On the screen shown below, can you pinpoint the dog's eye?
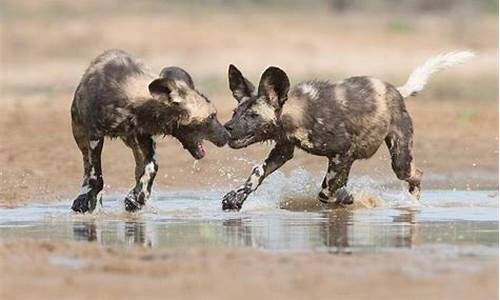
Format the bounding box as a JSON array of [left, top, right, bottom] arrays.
[[208, 113, 216, 120], [248, 112, 259, 118]]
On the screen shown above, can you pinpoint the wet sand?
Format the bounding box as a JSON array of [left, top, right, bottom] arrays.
[[1, 239, 497, 300]]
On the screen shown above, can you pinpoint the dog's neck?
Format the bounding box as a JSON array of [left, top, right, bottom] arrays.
[[274, 119, 292, 144], [132, 100, 181, 136]]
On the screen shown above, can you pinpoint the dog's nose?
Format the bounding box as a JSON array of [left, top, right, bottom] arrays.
[[224, 123, 233, 132]]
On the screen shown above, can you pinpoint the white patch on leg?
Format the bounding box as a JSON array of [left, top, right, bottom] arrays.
[[325, 170, 337, 186], [238, 164, 265, 193], [89, 140, 100, 150], [90, 167, 97, 180], [247, 164, 264, 191], [320, 169, 337, 197], [139, 161, 157, 198], [409, 161, 423, 180], [94, 190, 104, 213], [79, 184, 92, 195]]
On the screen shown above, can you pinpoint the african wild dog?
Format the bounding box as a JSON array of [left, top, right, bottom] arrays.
[[71, 49, 229, 213], [222, 51, 474, 211]]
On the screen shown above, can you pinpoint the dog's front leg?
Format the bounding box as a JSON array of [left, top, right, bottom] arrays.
[[72, 138, 104, 213], [122, 135, 158, 212], [318, 155, 355, 205], [223, 142, 294, 211]]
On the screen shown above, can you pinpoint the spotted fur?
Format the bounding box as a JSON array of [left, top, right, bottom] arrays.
[[223, 52, 473, 210], [71, 49, 229, 213]]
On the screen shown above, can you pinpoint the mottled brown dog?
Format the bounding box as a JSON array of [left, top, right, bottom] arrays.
[[71, 49, 229, 213], [223, 51, 474, 211]]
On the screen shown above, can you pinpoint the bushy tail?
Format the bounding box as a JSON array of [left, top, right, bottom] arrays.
[[397, 51, 475, 98]]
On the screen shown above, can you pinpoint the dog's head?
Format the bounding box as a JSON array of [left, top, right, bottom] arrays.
[[225, 65, 290, 148], [149, 67, 229, 159]]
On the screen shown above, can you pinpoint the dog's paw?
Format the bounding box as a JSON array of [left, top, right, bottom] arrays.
[[409, 183, 421, 200], [222, 190, 247, 211], [72, 193, 94, 213], [124, 192, 144, 212], [318, 188, 353, 206], [334, 188, 354, 205]]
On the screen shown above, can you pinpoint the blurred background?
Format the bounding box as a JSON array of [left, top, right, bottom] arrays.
[[0, 0, 498, 204]]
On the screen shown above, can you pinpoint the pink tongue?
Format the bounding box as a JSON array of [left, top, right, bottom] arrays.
[[197, 141, 205, 156]]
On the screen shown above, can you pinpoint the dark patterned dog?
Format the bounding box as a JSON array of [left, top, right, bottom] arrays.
[[222, 51, 474, 211], [71, 49, 229, 213]]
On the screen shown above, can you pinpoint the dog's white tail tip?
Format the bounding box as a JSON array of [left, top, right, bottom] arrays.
[[397, 50, 475, 98]]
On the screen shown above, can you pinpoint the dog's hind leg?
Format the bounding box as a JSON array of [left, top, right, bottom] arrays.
[[317, 155, 354, 205], [71, 123, 104, 213], [385, 112, 423, 199], [122, 134, 157, 212], [222, 142, 295, 211]]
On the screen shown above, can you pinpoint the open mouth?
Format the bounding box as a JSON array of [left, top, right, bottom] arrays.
[[173, 126, 207, 160], [188, 140, 205, 160], [179, 139, 206, 160]]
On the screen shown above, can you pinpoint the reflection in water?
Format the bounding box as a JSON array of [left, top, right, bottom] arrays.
[[0, 190, 498, 255], [320, 210, 351, 254], [73, 221, 99, 242], [73, 221, 156, 248], [64, 209, 490, 254], [222, 218, 254, 247], [123, 221, 154, 248], [392, 209, 417, 248]]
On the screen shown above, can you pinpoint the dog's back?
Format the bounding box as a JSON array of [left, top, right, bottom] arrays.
[[71, 50, 154, 137], [223, 51, 474, 210], [281, 76, 404, 158]]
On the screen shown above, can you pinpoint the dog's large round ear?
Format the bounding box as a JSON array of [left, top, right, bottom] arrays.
[[160, 66, 195, 89], [228, 64, 255, 102], [258, 66, 290, 109], [148, 78, 172, 99], [148, 78, 185, 104]]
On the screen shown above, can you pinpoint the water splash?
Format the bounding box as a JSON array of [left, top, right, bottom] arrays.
[[242, 169, 423, 211]]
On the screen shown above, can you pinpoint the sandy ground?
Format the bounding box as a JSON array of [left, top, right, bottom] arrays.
[[1, 2, 498, 299], [1, 239, 498, 300]]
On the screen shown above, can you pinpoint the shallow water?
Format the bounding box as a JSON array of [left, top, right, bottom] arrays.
[[1, 177, 498, 256]]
